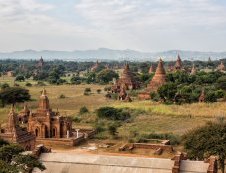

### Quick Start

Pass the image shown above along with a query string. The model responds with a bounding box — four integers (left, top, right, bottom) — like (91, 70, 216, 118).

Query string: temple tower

(217, 61, 225, 72)
(148, 64, 155, 74)
(38, 88, 50, 112)
(175, 54, 183, 71)
(115, 63, 140, 90)
(147, 58, 166, 91)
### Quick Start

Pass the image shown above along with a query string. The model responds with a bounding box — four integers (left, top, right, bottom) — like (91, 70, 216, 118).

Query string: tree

(71, 76, 82, 85)
(0, 144, 45, 172)
(158, 82, 177, 102)
(0, 87, 31, 107)
(15, 75, 25, 82)
(216, 76, 226, 90)
(13, 154, 46, 172)
(97, 69, 119, 84)
(0, 144, 24, 162)
(182, 121, 226, 173)
(108, 123, 118, 136)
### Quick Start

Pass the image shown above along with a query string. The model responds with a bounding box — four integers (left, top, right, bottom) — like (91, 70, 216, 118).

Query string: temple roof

(155, 58, 166, 75)
(217, 61, 225, 71)
(148, 64, 155, 74)
(175, 54, 182, 69)
(38, 88, 50, 111)
(7, 105, 19, 132)
(191, 64, 197, 75)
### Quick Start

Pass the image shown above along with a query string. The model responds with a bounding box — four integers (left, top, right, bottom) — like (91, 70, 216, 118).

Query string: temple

(199, 89, 205, 102)
(147, 58, 167, 92)
(118, 85, 132, 102)
(91, 60, 100, 72)
(0, 106, 36, 150)
(174, 54, 183, 71)
(138, 58, 167, 100)
(148, 64, 155, 74)
(18, 104, 30, 123)
(37, 56, 44, 68)
(28, 89, 73, 139)
(217, 61, 225, 72)
(112, 63, 140, 91)
(190, 64, 197, 75)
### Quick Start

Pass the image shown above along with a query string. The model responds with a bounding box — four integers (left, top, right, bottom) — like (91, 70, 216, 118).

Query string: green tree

(0, 87, 31, 107)
(97, 69, 119, 84)
(158, 82, 177, 102)
(182, 121, 226, 173)
(13, 154, 46, 172)
(15, 75, 25, 82)
(216, 76, 226, 90)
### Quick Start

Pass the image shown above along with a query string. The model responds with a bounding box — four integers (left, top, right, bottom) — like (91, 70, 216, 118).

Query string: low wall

(36, 135, 85, 147)
(133, 143, 173, 152)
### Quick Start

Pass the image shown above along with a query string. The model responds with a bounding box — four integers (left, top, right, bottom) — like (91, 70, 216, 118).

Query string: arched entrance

(52, 127, 57, 137)
(35, 128, 39, 137)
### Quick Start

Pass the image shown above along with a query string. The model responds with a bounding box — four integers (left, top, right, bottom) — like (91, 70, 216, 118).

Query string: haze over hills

(0, 48, 226, 62)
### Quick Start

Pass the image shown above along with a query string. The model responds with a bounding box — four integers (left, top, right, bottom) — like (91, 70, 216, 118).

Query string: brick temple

(190, 64, 197, 75)
(217, 61, 225, 72)
(147, 58, 166, 92)
(174, 54, 183, 71)
(28, 89, 73, 139)
(139, 58, 166, 99)
(37, 56, 44, 68)
(112, 63, 140, 92)
(0, 106, 36, 150)
(91, 60, 100, 72)
(148, 64, 155, 74)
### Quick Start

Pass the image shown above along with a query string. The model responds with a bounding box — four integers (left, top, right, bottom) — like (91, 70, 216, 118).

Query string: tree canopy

(0, 87, 31, 107)
(182, 121, 226, 172)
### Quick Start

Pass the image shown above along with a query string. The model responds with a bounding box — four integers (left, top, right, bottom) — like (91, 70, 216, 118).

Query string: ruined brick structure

(147, 58, 166, 92)
(199, 89, 205, 102)
(114, 63, 140, 91)
(174, 54, 183, 71)
(190, 64, 197, 75)
(91, 60, 100, 72)
(148, 64, 155, 74)
(118, 85, 132, 102)
(28, 89, 73, 139)
(138, 58, 167, 100)
(0, 106, 36, 150)
(18, 104, 30, 124)
(217, 61, 225, 72)
(37, 56, 44, 68)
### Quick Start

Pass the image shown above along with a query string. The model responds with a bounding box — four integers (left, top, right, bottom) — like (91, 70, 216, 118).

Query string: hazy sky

(0, 0, 226, 52)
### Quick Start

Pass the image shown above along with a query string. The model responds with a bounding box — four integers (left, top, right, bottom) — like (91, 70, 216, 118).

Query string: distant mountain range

(0, 48, 226, 62)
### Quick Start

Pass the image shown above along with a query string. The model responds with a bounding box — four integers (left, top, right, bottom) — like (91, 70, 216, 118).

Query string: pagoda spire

(7, 105, 19, 132)
(38, 88, 50, 111)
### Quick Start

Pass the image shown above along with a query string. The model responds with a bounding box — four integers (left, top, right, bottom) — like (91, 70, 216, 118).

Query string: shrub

(72, 116, 81, 123)
(35, 81, 46, 86)
(108, 123, 118, 136)
(79, 106, 89, 114)
(0, 83, 9, 90)
(96, 89, 101, 94)
(25, 82, 32, 87)
(85, 88, 91, 92)
(83, 91, 90, 96)
(58, 94, 66, 99)
(96, 107, 131, 121)
(94, 123, 105, 133)
(15, 75, 25, 82)
(104, 86, 111, 92)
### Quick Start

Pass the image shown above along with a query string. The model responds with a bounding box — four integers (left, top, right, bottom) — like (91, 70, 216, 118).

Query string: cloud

(0, 0, 226, 52)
